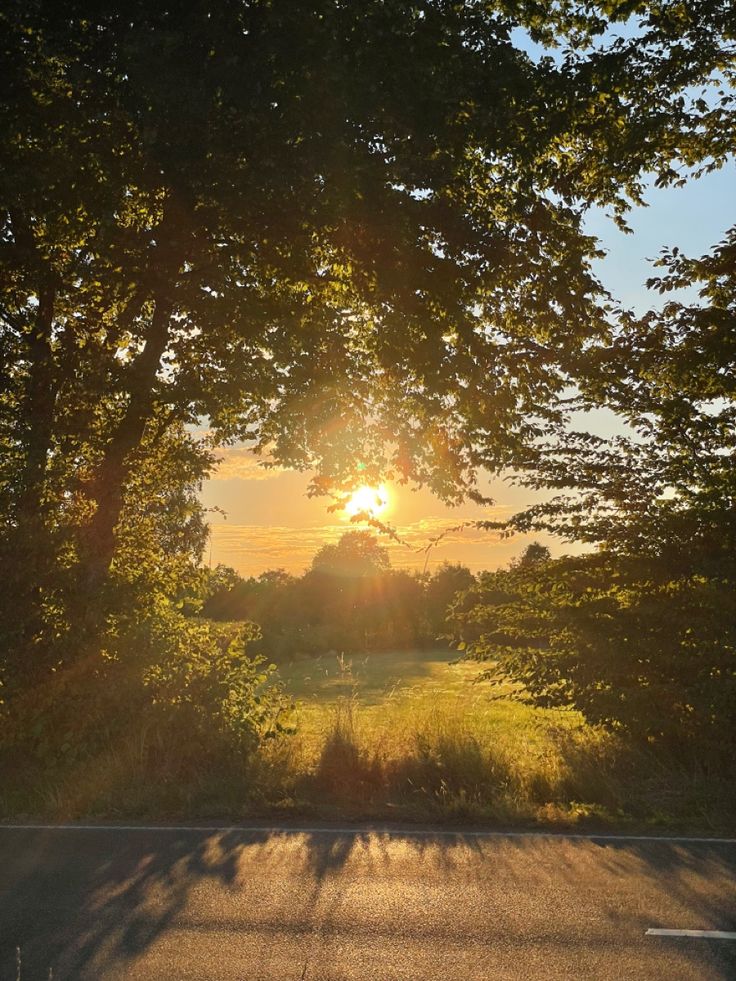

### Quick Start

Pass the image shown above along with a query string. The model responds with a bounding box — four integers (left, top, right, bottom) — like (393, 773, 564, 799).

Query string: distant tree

(376, 570, 428, 650)
(311, 531, 390, 579)
(201, 535, 433, 656)
(195, 565, 244, 617)
(201, 568, 298, 625)
(256, 569, 296, 590)
(206, 565, 243, 598)
(426, 563, 476, 637)
(300, 532, 387, 649)
(516, 542, 552, 567)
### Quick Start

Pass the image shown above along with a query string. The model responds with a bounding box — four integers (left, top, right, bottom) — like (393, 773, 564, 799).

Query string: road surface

(1, 825, 735, 979)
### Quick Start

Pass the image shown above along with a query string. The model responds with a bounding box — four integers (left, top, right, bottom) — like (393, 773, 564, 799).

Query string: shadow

(1, 826, 735, 979)
(281, 647, 456, 707)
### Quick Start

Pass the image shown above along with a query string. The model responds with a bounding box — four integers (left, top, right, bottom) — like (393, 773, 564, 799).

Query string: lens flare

(344, 484, 390, 518)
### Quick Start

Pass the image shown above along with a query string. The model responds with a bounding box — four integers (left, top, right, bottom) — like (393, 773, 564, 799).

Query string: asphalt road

(1, 825, 735, 980)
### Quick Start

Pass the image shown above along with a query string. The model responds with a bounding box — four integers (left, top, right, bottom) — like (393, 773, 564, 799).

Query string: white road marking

(647, 929, 736, 940)
(0, 824, 734, 844)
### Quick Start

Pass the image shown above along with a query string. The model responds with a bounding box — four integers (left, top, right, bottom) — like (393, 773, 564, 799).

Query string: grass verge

(2, 649, 733, 832)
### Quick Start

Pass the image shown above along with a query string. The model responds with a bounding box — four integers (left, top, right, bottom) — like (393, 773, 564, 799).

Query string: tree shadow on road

(1, 827, 735, 979)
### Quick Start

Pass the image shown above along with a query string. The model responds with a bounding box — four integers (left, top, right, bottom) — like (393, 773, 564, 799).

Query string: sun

(344, 484, 390, 518)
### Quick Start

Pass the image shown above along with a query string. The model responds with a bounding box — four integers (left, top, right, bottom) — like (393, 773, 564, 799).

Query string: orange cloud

(209, 446, 284, 482)
(206, 508, 524, 576)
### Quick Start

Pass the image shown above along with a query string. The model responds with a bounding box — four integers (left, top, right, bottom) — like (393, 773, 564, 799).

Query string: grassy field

(4, 647, 732, 830)
(275, 646, 575, 765)
(258, 648, 731, 830)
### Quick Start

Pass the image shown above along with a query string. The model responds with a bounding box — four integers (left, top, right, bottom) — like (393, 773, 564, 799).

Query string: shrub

(139, 605, 294, 760)
(450, 552, 736, 757)
(0, 601, 293, 778)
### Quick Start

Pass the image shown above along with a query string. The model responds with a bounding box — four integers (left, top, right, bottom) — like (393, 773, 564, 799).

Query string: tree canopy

(507, 224, 736, 561)
(450, 228, 736, 753)
(311, 531, 390, 579)
(1, 0, 735, 769)
(3, 0, 734, 604)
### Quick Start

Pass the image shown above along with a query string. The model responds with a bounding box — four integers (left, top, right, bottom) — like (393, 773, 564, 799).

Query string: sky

(201, 162, 736, 578)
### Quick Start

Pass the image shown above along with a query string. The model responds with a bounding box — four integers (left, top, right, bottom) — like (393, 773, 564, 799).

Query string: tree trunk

(16, 284, 57, 522)
(77, 193, 189, 598)
(80, 292, 175, 594)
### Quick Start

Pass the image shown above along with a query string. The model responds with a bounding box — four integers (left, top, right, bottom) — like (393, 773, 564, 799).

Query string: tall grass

(248, 694, 734, 828)
(3, 652, 733, 830)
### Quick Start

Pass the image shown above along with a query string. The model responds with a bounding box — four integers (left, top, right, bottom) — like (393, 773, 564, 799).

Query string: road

(1, 825, 735, 980)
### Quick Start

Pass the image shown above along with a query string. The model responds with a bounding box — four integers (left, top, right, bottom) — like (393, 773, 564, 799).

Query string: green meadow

(4, 646, 730, 832)
(276, 646, 557, 754)
(252, 648, 730, 831)
(268, 648, 593, 823)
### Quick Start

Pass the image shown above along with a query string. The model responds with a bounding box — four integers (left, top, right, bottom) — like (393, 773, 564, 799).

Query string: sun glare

(344, 484, 390, 518)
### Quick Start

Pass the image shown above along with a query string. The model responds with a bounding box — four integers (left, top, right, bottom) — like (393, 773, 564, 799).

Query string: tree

(302, 532, 388, 649)
(0, 420, 214, 687)
(507, 226, 736, 561)
(311, 531, 390, 579)
(2, 0, 734, 657)
(201, 568, 298, 630)
(451, 228, 736, 753)
(425, 562, 476, 637)
(202, 542, 433, 655)
(449, 551, 736, 753)
(516, 542, 551, 567)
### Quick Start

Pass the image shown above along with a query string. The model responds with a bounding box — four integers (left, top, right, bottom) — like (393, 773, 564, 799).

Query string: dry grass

(249, 693, 614, 825)
(2, 649, 733, 831)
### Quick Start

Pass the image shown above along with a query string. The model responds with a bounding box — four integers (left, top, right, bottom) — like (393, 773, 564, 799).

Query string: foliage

(508, 227, 736, 558)
(4, 645, 733, 827)
(450, 551, 736, 754)
(0, 421, 215, 688)
(516, 542, 552, 567)
(310, 531, 390, 578)
(0, 602, 292, 775)
(136, 608, 294, 755)
(1, 0, 735, 818)
(456, 229, 736, 760)
(202, 534, 476, 658)
(2, 0, 734, 652)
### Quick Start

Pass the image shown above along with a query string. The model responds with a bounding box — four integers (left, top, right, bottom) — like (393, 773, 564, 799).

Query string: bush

(0, 601, 293, 780)
(450, 552, 736, 757)
(139, 606, 293, 760)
